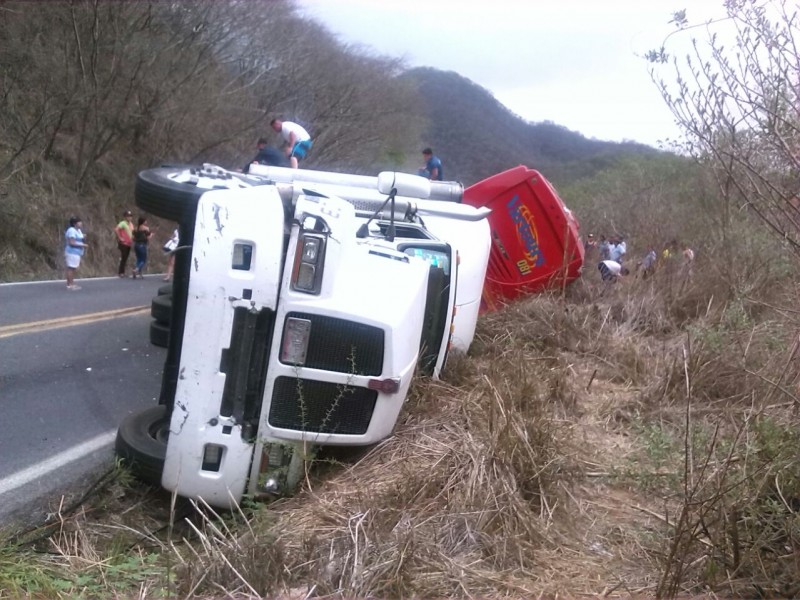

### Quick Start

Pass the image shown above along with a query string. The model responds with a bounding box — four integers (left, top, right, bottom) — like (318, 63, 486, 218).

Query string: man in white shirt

(598, 260, 629, 282)
(270, 118, 313, 169)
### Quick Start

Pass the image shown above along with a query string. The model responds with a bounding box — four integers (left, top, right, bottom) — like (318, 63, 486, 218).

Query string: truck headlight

(291, 234, 326, 294)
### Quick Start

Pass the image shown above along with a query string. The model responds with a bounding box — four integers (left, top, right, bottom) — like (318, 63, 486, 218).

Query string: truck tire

(157, 283, 173, 296)
(151, 294, 172, 324)
(135, 167, 205, 222)
(150, 320, 170, 348)
(115, 406, 169, 485)
(135, 166, 255, 222)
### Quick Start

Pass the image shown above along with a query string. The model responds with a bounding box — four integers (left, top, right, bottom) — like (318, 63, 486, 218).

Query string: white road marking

(0, 430, 116, 496)
(0, 274, 165, 287)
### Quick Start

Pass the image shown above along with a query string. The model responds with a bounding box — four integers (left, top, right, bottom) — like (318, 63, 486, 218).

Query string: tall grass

(2, 235, 799, 597)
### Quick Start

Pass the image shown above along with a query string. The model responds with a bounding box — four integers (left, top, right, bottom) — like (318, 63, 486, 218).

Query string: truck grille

(285, 312, 384, 375)
(268, 377, 378, 435)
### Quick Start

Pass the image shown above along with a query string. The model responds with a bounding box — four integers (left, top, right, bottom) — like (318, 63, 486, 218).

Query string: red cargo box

(463, 166, 583, 311)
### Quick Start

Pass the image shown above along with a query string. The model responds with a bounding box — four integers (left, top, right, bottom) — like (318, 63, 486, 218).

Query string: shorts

(65, 253, 81, 269)
(290, 139, 313, 160)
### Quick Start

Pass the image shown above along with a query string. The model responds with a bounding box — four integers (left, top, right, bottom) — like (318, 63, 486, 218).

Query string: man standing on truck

(419, 148, 443, 180)
(270, 118, 312, 169)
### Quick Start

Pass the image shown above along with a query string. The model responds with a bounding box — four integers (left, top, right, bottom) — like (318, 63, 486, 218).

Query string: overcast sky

(296, 0, 726, 147)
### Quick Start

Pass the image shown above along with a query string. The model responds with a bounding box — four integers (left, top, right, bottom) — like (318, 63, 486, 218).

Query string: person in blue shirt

(418, 148, 443, 180)
(243, 137, 289, 172)
(64, 216, 88, 290)
(608, 235, 627, 263)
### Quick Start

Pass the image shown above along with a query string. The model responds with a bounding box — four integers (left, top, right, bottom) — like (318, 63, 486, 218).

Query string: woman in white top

(64, 216, 88, 290)
(162, 228, 179, 281)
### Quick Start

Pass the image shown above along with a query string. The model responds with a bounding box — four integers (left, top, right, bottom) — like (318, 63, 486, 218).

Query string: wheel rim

(148, 417, 170, 445)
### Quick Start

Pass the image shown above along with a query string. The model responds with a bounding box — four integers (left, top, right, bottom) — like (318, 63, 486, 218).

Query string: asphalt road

(0, 275, 167, 528)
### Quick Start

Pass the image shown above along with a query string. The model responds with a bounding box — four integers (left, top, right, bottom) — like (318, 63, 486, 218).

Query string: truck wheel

(157, 283, 173, 296)
(150, 320, 170, 348)
(151, 294, 172, 324)
(135, 165, 256, 222)
(115, 406, 169, 485)
(135, 167, 205, 222)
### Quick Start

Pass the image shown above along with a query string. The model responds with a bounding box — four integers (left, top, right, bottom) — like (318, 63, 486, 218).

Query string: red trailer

(463, 166, 583, 311)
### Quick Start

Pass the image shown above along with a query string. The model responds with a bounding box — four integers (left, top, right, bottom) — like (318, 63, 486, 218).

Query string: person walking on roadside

(132, 216, 153, 279)
(65, 216, 88, 290)
(418, 148, 443, 180)
(270, 118, 312, 169)
(114, 210, 134, 277)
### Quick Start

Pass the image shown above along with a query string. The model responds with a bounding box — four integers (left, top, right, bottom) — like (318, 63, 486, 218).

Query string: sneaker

(67, 285, 81, 290)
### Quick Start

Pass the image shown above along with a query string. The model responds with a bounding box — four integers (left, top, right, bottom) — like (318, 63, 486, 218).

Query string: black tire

(135, 167, 205, 222)
(151, 294, 172, 324)
(115, 405, 169, 485)
(150, 320, 170, 348)
(157, 283, 173, 296)
(135, 166, 256, 222)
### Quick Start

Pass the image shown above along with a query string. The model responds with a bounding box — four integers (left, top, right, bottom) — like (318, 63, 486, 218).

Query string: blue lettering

(505, 194, 544, 268)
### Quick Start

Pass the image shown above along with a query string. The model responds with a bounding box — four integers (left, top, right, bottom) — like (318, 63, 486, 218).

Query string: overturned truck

(116, 164, 582, 508)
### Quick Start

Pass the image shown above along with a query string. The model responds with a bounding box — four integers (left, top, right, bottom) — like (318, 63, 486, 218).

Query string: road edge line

(0, 430, 117, 496)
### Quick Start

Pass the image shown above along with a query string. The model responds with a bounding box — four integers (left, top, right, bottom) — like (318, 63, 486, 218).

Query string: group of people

(244, 118, 313, 172)
(113, 210, 154, 279)
(114, 212, 179, 281)
(585, 233, 695, 283)
(64, 118, 446, 288)
(585, 234, 630, 282)
(62, 211, 179, 289)
(243, 119, 445, 184)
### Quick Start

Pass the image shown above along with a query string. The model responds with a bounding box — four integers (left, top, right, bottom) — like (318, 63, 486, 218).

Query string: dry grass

(3, 258, 800, 598)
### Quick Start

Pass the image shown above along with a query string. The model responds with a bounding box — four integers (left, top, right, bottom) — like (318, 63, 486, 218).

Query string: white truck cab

(116, 164, 490, 507)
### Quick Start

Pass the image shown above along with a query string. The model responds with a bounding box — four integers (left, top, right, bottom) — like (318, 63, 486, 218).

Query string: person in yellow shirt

(114, 210, 134, 277)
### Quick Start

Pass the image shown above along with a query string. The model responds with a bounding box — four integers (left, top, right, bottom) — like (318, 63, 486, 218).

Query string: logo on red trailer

(506, 194, 544, 275)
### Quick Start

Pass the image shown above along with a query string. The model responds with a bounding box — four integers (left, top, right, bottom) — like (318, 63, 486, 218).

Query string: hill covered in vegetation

(0, 0, 664, 282)
(403, 67, 660, 186)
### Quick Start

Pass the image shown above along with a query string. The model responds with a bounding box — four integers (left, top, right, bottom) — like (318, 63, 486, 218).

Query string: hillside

(402, 67, 660, 186)
(0, 1, 675, 282)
